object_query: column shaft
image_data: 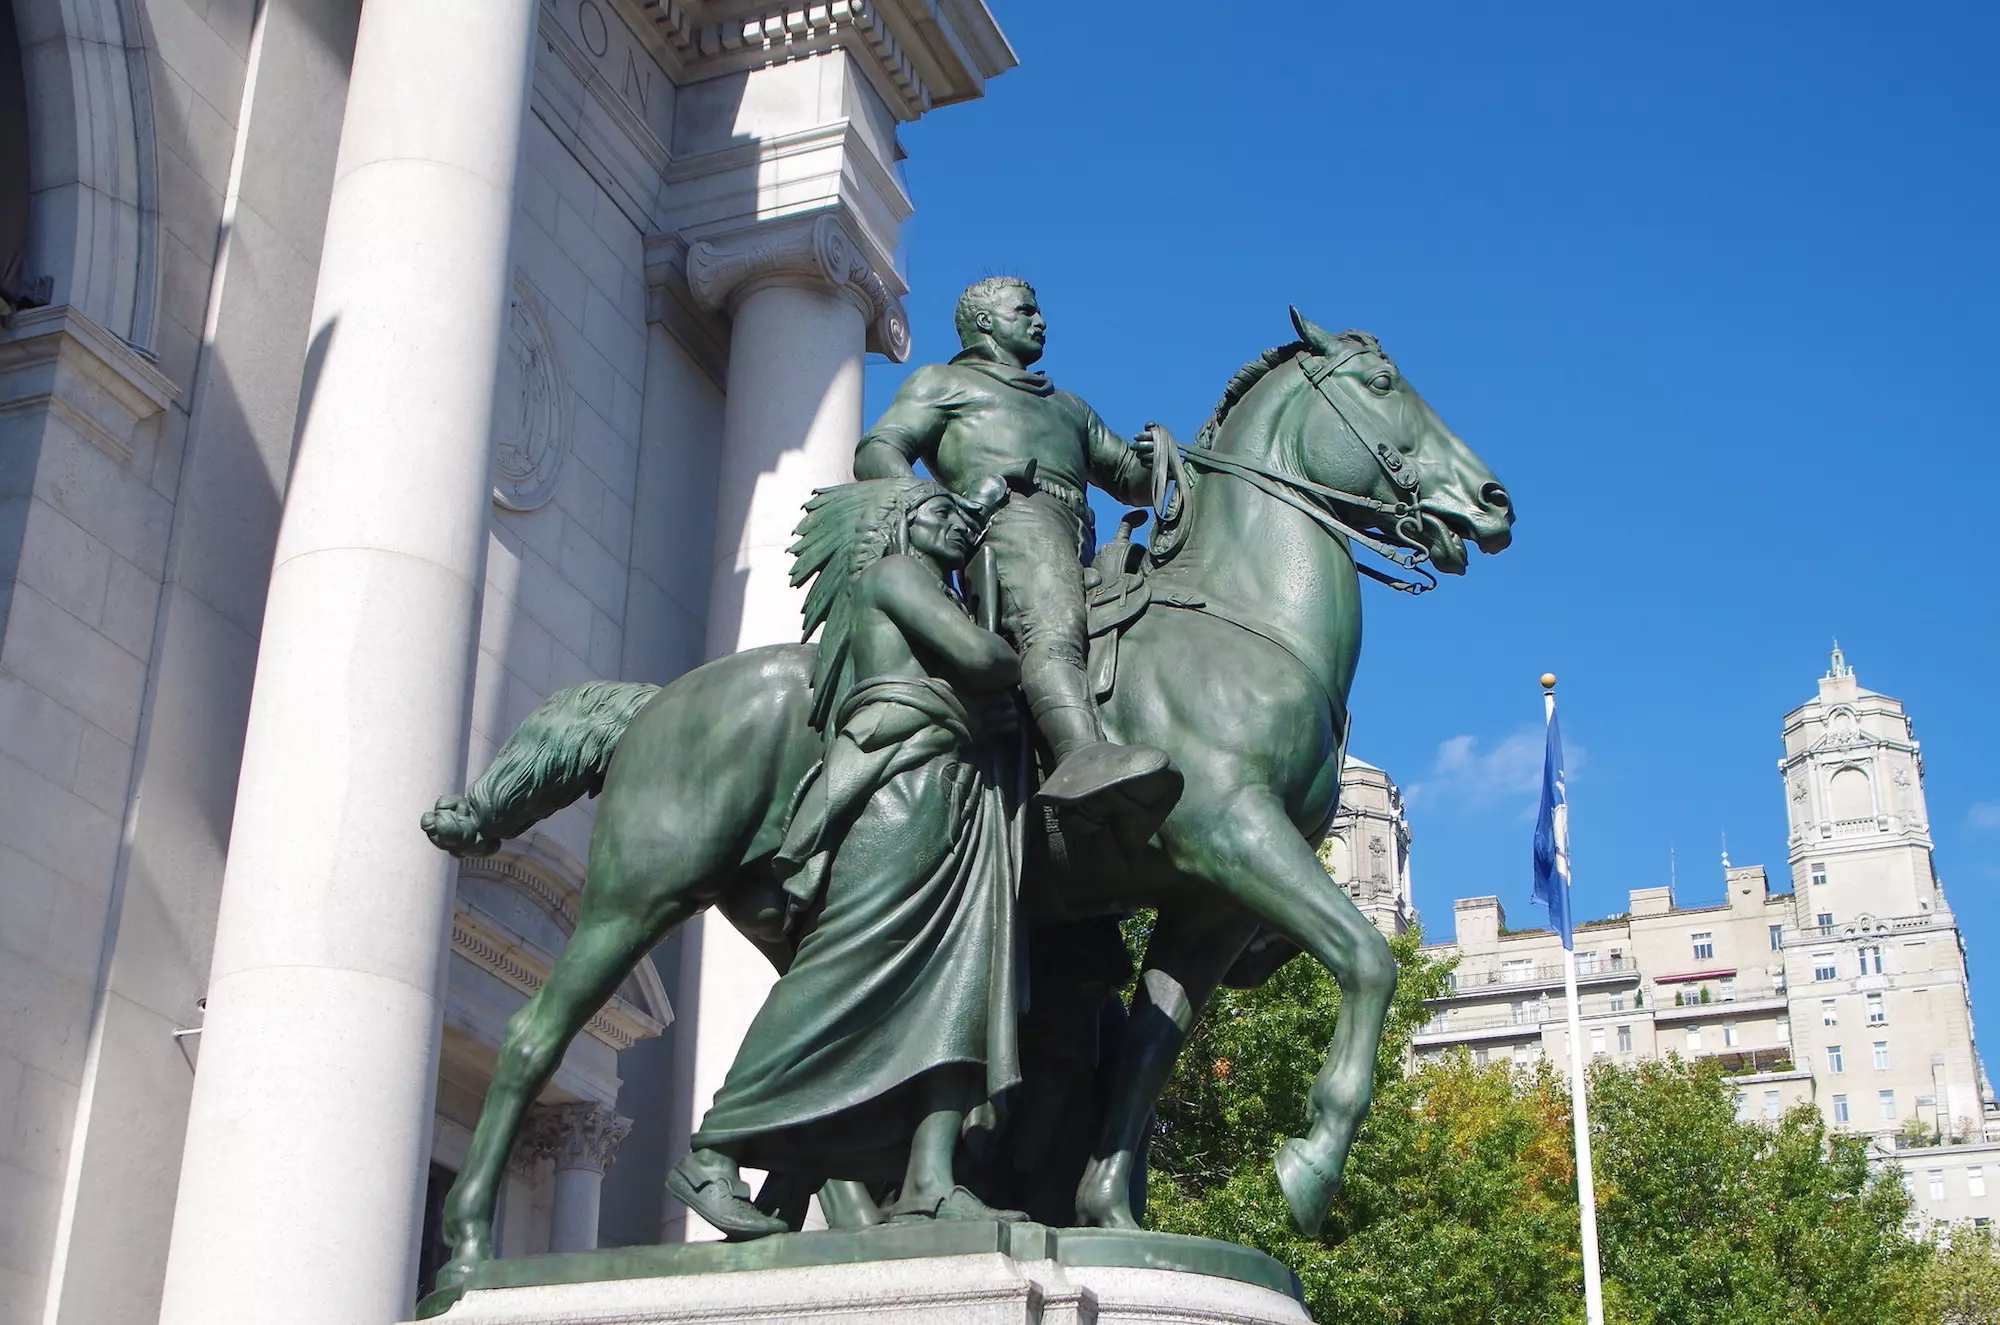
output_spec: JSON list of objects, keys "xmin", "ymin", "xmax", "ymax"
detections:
[
  {"xmin": 674, "ymin": 278, "xmax": 864, "ymax": 1239},
  {"xmin": 156, "ymin": 3, "xmax": 538, "ymax": 1322},
  {"xmin": 701, "ymin": 280, "xmax": 867, "ymax": 658}
]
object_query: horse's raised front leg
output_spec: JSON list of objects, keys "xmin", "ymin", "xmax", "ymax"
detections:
[
  {"xmin": 1075, "ymin": 906, "xmax": 1253, "ymax": 1229},
  {"xmin": 1174, "ymin": 791, "xmax": 1397, "ymax": 1236},
  {"xmin": 431, "ymin": 883, "xmax": 701, "ymax": 1301}
]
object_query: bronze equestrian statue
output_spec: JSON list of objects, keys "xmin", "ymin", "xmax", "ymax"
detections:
[{"xmin": 417, "ymin": 297, "xmax": 1514, "ymax": 1302}]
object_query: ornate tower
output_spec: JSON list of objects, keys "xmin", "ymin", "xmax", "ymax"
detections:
[
  {"xmin": 1779, "ymin": 646, "xmax": 1992, "ymax": 1141},
  {"xmin": 1781, "ymin": 643, "xmax": 1939, "ymax": 918},
  {"xmin": 1319, "ymin": 757, "xmax": 1415, "ymax": 937}
]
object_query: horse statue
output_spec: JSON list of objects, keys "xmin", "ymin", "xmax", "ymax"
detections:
[{"xmin": 419, "ymin": 308, "xmax": 1513, "ymax": 1294}]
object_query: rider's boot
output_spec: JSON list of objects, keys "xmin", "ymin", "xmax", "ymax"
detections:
[{"xmin": 1030, "ymin": 670, "xmax": 1181, "ymax": 849}]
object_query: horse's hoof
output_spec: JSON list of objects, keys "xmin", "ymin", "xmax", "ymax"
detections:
[
  {"xmin": 1275, "ymin": 1138, "xmax": 1337, "ymax": 1236},
  {"xmin": 1075, "ymin": 1165, "xmax": 1144, "ymax": 1230},
  {"xmin": 415, "ymin": 1259, "xmax": 478, "ymax": 1319}
]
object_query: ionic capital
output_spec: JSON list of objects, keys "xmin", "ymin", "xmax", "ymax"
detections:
[
  {"xmin": 685, "ymin": 213, "xmax": 910, "ymax": 363},
  {"xmin": 519, "ymin": 1101, "xmax": 633, "ymax": 1176}
]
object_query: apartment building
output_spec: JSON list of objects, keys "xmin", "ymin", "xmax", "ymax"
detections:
[{"xmin": 1396, "ymin": 649, "xmax": 1996, "ymax": 1224}]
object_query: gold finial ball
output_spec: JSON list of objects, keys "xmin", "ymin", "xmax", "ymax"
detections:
[{"xmin": 1540, "ymin": 672, "xmax": 1558, "ymax": 690}]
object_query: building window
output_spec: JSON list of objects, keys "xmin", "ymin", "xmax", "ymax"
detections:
[
  {"xmin": 1687, "ymin": 1027, "xmax": 1703, "ymax": 1053},
  {"xmin": 1474, "ymin": 1046, "xmax": 1489, "ymax": 1066},
  {"xmin": 1723, "ymin": 1023, "xmax": 1740, "ymax": 1048},
  {"xmin": 1774, "ymin": 969, "xmax": 1787, "ymax": 994},
  {"xmin": 1971, "ymin": 1168, "xmax": 1987, "ymax": 1199},
  {"xmin": 1720, "ymin": 977, "xmax": 1736, "ymax": 1002},
  {"xmin": 1763, "ymin": 1090, "xmax": 1782, "ymax": 1120},
  {"xmin": 1502, "ymin": 958, "xmax": 1535, "ymax": 984},
  {"xmin": 1816, "ymin": 911, "xmax": 1835, "ymax": 930},
  {"xmin": 1822, "ymin": 999, "xmax": 1839, "ymax": 1027},
  {"xmin": 1512, "ymin": 1001, "xmax": 1535, "ymax": 1025},
  {"xmin": 1735, "ymin": 1092, "xmax": 1750, "ymax": 1122},
  {"xmin": 1867, "ymin": 992, "xmax": 1886, "ymax": 1025},
  {"xmin": 1776, "ymin": 1016, "xmax": 1790, "ymax": 1044},
  {"xmin": 1769, "ymin": 923, "xmax": 1785, "ymax": 950},
  {"xmin": 1609, "ymin": 992, "xmax": 1625, "ymax": 1012},
  {"xmin": 1859, "ymin": 945, "xmax": 1883, "ymax": 976},
  {"xmin": 1827, "ymin": 1044, "xmax": 1845, "ymax": 1073},
  {"xmin": 1814, "ymin": 953, "xmax": 1838, "ymax": 982},
  {"xmin": 1873, "ymin": 1041, "xmax": 1891, "ymax": 1070},
  {"xmin": 1590, "ymin": 1027, "xmax": 1607, "ymax": 1057},
  {"xmin": 1833, "ymin": 1094, "xmax": 1850, "ymax": 1124},
  {"xmin": 1513, "ymin": 1044, "xmax": 1533, "ymax": 1068},
  {"xmin": 1576, "ymin": 950, "xmax": 1598, "ymax": 974},
  {"xmin": 1930, "ymin": 1170, "xmax": 1946, "ymax": 1201},
  {"xmin": 1617, "ymin": 1025, "xmax": 1633, "ymax": 1053},
  {"xmin": 1692, "ymin": 932, "xmax": 1715, "ymax": 961},
  {"xmin": 1811, "ymin": 862, "xmax": 1828, "ymax": 888},
  {"xmin": 1880, "ymin": 1090, "xmax": 1898, "ymax": 1121}
]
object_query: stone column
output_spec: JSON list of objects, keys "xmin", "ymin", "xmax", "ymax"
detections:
[
  {"xmin": 667, "ymin": 212, "xmax": 906, "ymax": 1237},
  {"xmin": 522, "ymin": 1102, "xmax": 633, "ymax": 1254},
  {"xmin": 154, "ymin": 3, "xmax": 538, "ymax": 1323},
  {"xmin": 689, "ymin": 212, "xmax": 909, "ymax": 658}
]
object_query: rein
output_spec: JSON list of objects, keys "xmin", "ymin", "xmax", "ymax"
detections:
[{"xmin": 1159, "ymin": 348, "xmax": 1441, "ymax": 595}]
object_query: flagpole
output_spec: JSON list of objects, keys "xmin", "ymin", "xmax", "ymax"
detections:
[{"xmin": 1545, "ymin": 673, "xmax": 1605, "ymax": 1325}]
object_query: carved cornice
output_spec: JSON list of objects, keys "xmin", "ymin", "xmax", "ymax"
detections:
[
  {"xmin": 684, "ymin": 213, "xmax": 910, "ymax": 361},
  {"xmin": 639, "ymin": 0, "xmax": 1014, "ymax": 122},
  {"xmin": 0, "ymin": 305, "xmax": 178, "ymax": 462},
  {"xmin": 520, "ymin": 1101, "xmax": 634, "ymax": 1174},
  {"xmin": 450, "ymin": 908, "xmax": 666, "ymax": 1051}
]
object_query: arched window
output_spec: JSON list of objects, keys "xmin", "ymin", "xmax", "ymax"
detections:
[{"xmin": 0, "ymin": 0, "xmax": 32, "ymax": 312}]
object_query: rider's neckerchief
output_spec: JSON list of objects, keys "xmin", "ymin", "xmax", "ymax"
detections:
[{"xmin": 948, "ymin": 346, "xmax": 1056, "ymax": 397}]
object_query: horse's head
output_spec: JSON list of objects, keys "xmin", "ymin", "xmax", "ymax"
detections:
[{"xmin": 1281, "ymin": 308, "xmax": 1514, "ymax": 575}]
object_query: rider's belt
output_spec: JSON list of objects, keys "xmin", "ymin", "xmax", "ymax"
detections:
[{"xmin": 1033, "ymin": 475, "xmax": 1087, "ymax": 511}]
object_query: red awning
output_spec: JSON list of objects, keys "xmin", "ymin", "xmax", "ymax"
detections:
[{"xmin": 1653, "ymin": 969, "xmax": 1736, "ymax": 984}]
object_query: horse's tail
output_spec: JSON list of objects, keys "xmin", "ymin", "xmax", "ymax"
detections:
[{"xmin": 421, "ymin": 681, "xmax": 663, "ymax": 857}]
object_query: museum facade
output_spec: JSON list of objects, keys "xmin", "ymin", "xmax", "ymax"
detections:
[{"xmin": 0, "ymin": 1, "xmax": 1013, "ymax": 1321}]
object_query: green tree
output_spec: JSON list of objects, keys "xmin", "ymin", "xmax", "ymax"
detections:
[
  {"xmin": 1137, "ymin": 925, "xmax": 1934, "ymax": 1323},
  {"xmin": 1908, "ymin": 1229, "xmax": 2000, "ymax": 1324}
]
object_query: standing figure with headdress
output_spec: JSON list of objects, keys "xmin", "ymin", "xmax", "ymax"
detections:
[{"xmin": 669, "ymin": 475, "xmax": 1027, "ymax": 1237}]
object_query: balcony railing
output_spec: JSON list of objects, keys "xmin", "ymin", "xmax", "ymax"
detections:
[{"xmin": 1445, "ymin": 955, "xmax": 1637, "ymax": 993}]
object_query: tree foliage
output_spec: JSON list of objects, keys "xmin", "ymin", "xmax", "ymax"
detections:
[{"xmin": 1135, "ymin": 925, "xmax": 1949, "ymax": 1323}]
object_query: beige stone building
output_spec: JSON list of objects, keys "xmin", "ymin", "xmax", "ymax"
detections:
[
  {"xmin": 1405, "ymin": 649, "xmax": 1997, "ymax": 1226},
  {"xmin": 1317, "ymin": 756, "xmax": 1415, "ymax": 939}
]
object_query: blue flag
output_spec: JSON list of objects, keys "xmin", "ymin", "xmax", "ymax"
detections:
[{"xmin": 1532, "ymin": 709, "xmax": 1573, "ymax": 949}]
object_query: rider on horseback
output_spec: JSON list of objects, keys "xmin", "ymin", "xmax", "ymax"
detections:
[{"xmin": 854, "ymin": 277, "xmax": 1178, "ymax": 837}]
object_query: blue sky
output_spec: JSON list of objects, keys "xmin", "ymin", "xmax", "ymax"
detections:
[{"xmin": 862, "ymin": 3, "xmax": 1999, "ymax": 1026}]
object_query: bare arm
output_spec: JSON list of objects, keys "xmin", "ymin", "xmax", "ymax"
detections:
[
  {"xmin": 855, "ymin": 369, "xmax": 952, "ymax": 480},
  {"xmin": 867, "ymin": 556, "xmax": 1019, "ymax": 691}
]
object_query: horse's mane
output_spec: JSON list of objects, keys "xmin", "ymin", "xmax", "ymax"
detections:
[
  {"xmin": 1191, "ymin": 329, "xmax": 1382, "ymax": 448},
  {"xmin": 1193, "ymin": 341, "xmax": 1307, "ymax": 448}
]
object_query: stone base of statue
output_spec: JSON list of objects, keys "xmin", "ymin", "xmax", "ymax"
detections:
[{"xmin": 410, "ymin": 1221, "xmax": 1308, "ymax": 1324}]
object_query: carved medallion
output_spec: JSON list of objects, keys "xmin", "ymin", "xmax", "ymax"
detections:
[{"xmin": 492, "ymin": 275, "xmax": 569, "ymax": 512}]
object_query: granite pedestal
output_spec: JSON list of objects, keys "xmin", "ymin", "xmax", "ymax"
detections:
[{"xmin": 412, "ymin": 1221, "xmax": 1310, "ymax": 1324}]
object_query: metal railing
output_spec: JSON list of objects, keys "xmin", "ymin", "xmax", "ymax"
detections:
[{"xmin": 1445, "ymin": 955, "xmax": 1636, "ymax": 993}]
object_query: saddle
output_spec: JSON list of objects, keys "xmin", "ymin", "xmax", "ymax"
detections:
[{"xmin": 1084, "ymin": 510, "xmax": 1202, "ymax": 701}]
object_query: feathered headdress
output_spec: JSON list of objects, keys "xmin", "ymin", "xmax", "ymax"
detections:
[{"xmin": 788, "ymin": 477, "xmax": 958, "ymax": 731}]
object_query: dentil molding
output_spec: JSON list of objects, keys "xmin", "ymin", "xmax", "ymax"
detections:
[{"xmin": 685, "ymin": 213, "xmax": 911, "ymax": 362}]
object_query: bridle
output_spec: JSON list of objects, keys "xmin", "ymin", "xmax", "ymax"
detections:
[{"xmin": 1153, "ymin": 343, "xmax": 1438, "ymax": 594}]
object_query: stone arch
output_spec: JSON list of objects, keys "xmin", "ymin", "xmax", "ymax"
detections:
[
  {"xmin": 13, "ymin": 0, "xmax": 160, "ymax": 345},
  {"xmin": 1827, "ymin": 764, "xmax": 1874, "ymax": 821},
  {"xmin": 454, "ymin": 847, "xmax": 672, "ymax": 1039}
]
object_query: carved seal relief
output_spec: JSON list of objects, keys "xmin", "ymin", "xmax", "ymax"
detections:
[{"xmin": 492, "ymin": 275, "xmax": 570, "ymax": 513}]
